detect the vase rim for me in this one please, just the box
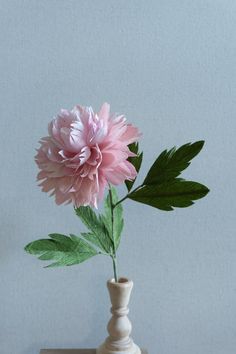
[107,277,133,287]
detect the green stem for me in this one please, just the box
[109,184,142,281]
[108,185,118,282]
[112,256,118,283]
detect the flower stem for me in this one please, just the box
[109,184,142,281]
[112,256,118,282]
[108,185,119,282]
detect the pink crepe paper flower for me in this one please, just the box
[35,103,140,208]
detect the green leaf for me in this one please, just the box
[74,206,113,254]
[25,233,98,267]
[125,142,143,192]
[104,187,124,250]
[128,179,209,211]
[143,141,205,185]
[80,232,106,252]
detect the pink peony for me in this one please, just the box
[35,103,140,208]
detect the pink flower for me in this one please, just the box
[35,103,140,208]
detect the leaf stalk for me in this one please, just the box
[114,185,142,209]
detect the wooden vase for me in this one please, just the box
[97,277,141,354]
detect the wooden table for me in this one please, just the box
[40,350,148,354]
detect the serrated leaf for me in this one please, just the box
[143,141,205,185]
[25,233,98,267]
[104,187,124,250]
[128,179,209,211]
[125,142,143,192]
[74,206,113,254]
[80,232,106,252]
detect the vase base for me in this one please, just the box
[96,343,141,354]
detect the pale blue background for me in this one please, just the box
[0,1,235,354]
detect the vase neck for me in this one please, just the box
[107,277,133,309]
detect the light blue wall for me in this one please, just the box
[0,1,235,353]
